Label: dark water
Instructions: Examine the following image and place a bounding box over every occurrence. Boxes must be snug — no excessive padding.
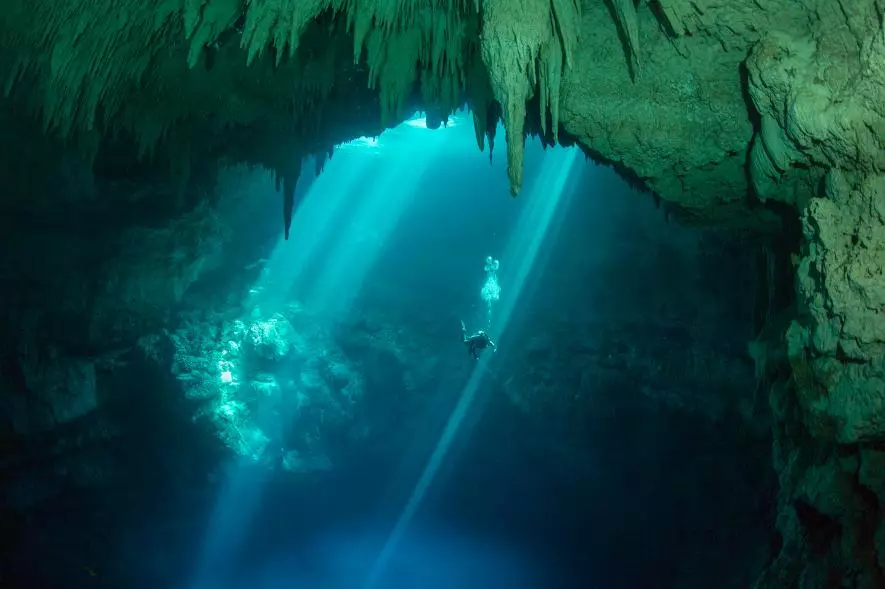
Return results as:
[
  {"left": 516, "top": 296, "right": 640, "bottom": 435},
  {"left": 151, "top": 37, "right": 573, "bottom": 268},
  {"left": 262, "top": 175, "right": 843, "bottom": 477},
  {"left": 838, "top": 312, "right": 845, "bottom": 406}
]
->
[{"left": 3, "top": 117, "right": 773, "bottom": 589}]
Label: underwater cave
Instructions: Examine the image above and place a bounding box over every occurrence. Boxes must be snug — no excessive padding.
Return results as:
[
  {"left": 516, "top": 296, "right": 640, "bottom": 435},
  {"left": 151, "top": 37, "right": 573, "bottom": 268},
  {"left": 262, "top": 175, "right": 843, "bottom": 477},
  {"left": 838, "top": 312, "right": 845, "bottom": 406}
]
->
[{"left": 1, "top": 1, "right": 885, "bottom": 588}]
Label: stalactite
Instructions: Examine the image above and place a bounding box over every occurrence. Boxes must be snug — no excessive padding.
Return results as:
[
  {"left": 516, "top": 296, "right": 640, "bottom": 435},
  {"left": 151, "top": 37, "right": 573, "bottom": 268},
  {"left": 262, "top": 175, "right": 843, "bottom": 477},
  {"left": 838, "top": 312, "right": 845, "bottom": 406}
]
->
[
  {"left": 278, "top": 158, "right": 302, "bottom": 240},
  {"left": 464, "top": 25, "right": 496, "bottom": 154},
  {"left": 538, "top": 38, "right": 563, "bottom": 141},
  {"left": 480, "top": 0, "right": 579, "bottom": 194},
  {"left": 610, "top": 0, "right": 640, "bottom": 78},
  {"left": 312, "top": 145, "right": 333, "bottom": 176},
  {"left": 185, "top": 0, "right": 242, "bottom": 69},
  {"left": 551, "top": 0, "right": 581, "bottom": 69},
  {"left": 472, "top": 108, "right": 487, "bottom": 152},
  {"left": 486, "top": 102, "right": 501, "bottom": 164},
  {"left": 651, "top": 0, "right": 691, "bottom": 36},
  {"left": 365, "top": 26, "right": 422, "bottom": 126},
  {"left": 0, "top": 0, "right": 651, "bottom": 241}
]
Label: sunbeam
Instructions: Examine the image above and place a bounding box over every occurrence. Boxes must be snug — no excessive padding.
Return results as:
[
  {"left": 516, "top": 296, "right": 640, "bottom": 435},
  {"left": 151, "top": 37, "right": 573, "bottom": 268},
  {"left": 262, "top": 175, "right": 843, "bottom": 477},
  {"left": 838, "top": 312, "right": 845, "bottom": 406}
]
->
[
  {"left": 299, "top": 123, "right": 454, "bottom": 317},
  {"left": 187, "top": 112, "right": 465, "bottom": 589},
  {"left": 363, "top": 145, "right": 581, "bottom": 589},
  {"left": 248, "top": 113, "right": 459, "bottom": 318}
]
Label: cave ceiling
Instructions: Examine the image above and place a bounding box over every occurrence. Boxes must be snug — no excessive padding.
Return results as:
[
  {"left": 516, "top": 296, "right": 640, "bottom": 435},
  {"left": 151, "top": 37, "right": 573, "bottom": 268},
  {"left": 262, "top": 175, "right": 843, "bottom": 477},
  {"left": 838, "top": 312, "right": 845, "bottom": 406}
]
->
[{"left": 0, "top": 0, "right": 882, "bottom": 233}]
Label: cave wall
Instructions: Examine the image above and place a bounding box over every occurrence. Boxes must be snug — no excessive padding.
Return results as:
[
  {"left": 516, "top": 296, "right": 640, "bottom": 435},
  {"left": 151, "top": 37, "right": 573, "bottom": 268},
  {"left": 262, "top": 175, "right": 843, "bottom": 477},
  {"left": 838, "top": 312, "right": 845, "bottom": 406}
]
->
[
  {"left": 0, "top": 106, "right": 218, "bottom": 443},
  {"left": 743, "top": 6, "right": 885, "bottom": 586},
  {"left": 0, "top": 161, "right": 308, "bottom": 586}
]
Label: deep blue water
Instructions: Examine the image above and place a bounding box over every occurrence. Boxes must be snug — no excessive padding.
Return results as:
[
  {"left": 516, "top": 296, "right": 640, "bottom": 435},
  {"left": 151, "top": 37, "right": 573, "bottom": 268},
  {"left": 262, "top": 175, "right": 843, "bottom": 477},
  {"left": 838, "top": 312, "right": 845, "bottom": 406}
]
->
[{"left": 3, "top": 118, "right": 772, "bottom": 589}]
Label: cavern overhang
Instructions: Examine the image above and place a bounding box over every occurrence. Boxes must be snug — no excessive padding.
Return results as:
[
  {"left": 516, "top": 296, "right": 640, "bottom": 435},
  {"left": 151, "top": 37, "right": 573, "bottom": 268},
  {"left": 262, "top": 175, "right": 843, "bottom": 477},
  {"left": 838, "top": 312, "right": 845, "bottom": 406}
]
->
[{"left": 0, "top": 0, "right": 784, "bottom": 233}]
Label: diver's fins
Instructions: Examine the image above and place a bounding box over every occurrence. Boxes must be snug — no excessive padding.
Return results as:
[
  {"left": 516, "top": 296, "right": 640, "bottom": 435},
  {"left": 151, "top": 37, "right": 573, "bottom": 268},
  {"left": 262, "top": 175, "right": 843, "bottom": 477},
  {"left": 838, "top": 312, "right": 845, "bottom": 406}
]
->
[{"left": 460, "top": 320, "right": 466, "bottom": 333}]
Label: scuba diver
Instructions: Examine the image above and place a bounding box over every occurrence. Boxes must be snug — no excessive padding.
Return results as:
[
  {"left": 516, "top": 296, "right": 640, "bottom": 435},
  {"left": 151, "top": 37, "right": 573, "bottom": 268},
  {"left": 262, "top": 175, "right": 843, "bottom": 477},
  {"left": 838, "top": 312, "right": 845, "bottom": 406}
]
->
[{"left": 461, "top": 320, "right": 497, "bottom": 360}]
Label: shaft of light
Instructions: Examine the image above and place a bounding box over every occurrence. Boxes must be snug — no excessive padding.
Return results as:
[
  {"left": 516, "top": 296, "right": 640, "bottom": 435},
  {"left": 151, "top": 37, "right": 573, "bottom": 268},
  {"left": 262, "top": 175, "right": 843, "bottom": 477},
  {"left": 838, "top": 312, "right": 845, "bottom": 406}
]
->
[{"left": 363, "top": 146, "right": 580, "bottom": 589}]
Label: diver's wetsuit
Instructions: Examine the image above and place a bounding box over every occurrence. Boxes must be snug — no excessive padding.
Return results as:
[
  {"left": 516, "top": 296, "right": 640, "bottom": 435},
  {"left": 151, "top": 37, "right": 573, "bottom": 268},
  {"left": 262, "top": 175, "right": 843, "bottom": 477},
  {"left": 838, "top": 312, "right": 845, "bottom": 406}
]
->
[{"left": 461, "top": 322, "right": 497, "bottom": 359}]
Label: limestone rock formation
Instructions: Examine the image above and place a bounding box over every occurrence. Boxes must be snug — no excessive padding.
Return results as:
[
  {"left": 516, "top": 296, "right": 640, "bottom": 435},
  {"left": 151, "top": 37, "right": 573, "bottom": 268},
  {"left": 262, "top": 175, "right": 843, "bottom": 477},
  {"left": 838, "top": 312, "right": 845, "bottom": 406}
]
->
[
  {"left": 739, "top": 5, "right": 885, "bottom": 586},
  {"left": 170, "top": 303, "right": 365, "bottom": 468}
]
